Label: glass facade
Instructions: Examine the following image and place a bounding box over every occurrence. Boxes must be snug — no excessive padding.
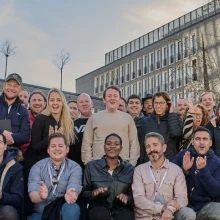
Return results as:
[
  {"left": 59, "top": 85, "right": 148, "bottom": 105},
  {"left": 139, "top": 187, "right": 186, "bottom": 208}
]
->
[
  {"left": 105, "top": 0, "right": 219, "bottom": 65},
  {"left": 144, "top": 56, "right": 148, "bottom": 74}
]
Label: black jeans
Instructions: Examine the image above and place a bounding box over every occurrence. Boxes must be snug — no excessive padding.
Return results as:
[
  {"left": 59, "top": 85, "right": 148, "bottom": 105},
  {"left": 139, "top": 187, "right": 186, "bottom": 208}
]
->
[
  {"left": 0, "top": 205, "right": 19, "bottom": 220},
  {"left": 88, "top": 206, "right": 134, "bottom": 220}
]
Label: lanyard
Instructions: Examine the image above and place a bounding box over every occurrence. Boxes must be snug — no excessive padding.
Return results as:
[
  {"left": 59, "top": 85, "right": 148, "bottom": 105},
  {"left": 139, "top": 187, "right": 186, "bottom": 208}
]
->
[
  {"left": 48, "top": 160, "right": 65, "bottom": 195},
  {"left": 148, "top": 161, "right": 169, "bottom": 192}
]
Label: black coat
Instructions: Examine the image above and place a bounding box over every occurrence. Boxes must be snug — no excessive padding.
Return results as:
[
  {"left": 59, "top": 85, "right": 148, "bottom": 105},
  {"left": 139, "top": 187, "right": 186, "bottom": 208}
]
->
[
  {"left": 206, "top": 122, "right": 220, "bottom": 157},
  {"left": 140, "top": 111, "right": 182, "bottom": 163},
  {"left": 24, "top": 114, "right": 60, "bottom": 167},
  {"left": 83, "top": 156, "right": 134, "bottom": 213}
]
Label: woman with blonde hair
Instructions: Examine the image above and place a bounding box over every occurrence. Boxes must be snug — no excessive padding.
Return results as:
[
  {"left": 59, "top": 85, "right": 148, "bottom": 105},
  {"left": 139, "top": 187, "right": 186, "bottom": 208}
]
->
[
  {"left": 28, "top": 88, "right": 74, "bottom": 166},
  {"left": 180, "top": 102, "right": 209, "bottom": 150}
]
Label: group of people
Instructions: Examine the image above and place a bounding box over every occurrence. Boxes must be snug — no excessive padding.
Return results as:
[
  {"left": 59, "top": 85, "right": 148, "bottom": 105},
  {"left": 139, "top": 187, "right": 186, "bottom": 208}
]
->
[{"left": 0, "top": 72, "right": 220, "bottom": 220}]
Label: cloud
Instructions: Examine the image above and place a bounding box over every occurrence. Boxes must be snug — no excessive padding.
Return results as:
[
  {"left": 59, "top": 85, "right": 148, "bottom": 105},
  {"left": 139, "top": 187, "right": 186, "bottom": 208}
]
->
[
  {"left": 124, "top": 0, "right": 206, "bottom": 31},
  {"left": 0, "top": 3, "right": 18, "bottom": 26}
]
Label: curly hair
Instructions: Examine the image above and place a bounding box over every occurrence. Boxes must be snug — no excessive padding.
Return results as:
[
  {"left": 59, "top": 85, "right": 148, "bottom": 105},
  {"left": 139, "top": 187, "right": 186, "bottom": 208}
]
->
[{"left": 195, "top": 104, "right": 210, "bottom": 126}]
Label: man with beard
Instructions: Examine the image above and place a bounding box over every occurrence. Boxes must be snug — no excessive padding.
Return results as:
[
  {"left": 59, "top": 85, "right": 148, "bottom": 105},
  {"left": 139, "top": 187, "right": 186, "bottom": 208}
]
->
[
  {"left": 142, "top": 93, "right": 153, "bottom": 117},
  {"left": 174, "top": 127, "right": 220, "bottom": 220},
  {"left": 21, "top": 90, "right": 47, "bottom": 153},
  {"left": 176, "top": 98, "right": 188, "bottom": 121},
  {"left": 0, "top": 73, "right": 30, "bottom": 149},
  {"left": 19, "top": 88, "right": 30, "bottom": 108},
  {"left": 69, "top": 93, "right": 93, "bottom": 168},
  {"left": 132, "top": 132, "right": 196, "bottom": 220},
  {"left": 200, "top": 92, "right": 216, "bottom": 120}
]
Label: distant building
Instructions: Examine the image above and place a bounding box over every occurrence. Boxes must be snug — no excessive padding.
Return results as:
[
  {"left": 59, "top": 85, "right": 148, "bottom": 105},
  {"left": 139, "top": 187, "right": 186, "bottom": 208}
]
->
[
  {"left": 76, "top": 0, "right": 220, "bottom": 105},
  {"left": 0, "top": 79, "right": 105, "bottom": 111}
]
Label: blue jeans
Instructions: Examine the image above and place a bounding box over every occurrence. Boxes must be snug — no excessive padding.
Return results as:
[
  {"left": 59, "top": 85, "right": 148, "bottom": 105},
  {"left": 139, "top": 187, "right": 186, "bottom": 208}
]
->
[{"left": 28, "top": 202, "right": 80, "bottom": 220}]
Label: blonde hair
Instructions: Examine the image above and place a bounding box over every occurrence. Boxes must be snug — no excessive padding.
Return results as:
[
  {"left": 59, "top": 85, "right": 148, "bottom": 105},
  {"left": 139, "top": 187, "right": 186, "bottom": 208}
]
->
[
  {"left": 200, "top": 92, "right": 216, "bottom": 102},
  {"left": 42, "top": 88, "right": 74, "bottom": 145}
]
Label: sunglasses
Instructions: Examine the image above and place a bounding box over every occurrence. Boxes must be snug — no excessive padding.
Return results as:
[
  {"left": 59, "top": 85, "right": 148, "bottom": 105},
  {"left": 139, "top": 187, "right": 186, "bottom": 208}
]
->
[{"left": 52, "top": 169, "right": 59, "bottom": 185}]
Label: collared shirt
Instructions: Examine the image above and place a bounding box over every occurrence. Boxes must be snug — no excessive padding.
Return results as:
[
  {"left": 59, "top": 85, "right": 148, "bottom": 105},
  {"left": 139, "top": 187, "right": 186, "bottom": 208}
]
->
[
  {"left": 132, "top": 158, "right": 188, "bottom": 220},
  {"left": 28, "top": 158, "right": 82, "bottom": 214}
]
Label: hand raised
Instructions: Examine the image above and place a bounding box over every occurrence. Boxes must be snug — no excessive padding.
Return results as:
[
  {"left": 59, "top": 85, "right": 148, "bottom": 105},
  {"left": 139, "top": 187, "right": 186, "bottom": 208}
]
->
[
  {"left": 210, "top": 117, "right": 217, "bottom": 128},
  {"left": 196, "top": 156, "right": 207, "bottom": 170},
  {"left": 116, "top": 193, "right": 128, "bottom": 204},
  {"left": 91, "top": 187, "right": 108, "bottom": 199},
  {"left": 39, "top": 181, "right": 48, "bottom": 200},
  {"left": 183, "top": 151, "right": 194, "bottom": 172},
  {"left": 49, "top": 125, "right": 55, "bottom": 136}
]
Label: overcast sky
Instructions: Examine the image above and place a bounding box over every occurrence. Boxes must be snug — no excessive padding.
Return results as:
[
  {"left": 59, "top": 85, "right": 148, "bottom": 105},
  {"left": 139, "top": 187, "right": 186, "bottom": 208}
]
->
[{"left": 0, "top": 0, "right": 206, "bottom": 92}]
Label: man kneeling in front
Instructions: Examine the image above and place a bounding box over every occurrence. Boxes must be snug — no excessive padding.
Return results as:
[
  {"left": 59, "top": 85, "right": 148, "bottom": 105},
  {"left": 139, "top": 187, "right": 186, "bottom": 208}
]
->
[
  {"left": 132, "top": 132, "right": 196, "bottom": 220},
  {"left": 28, "top": 133, "right": 82, "bottom": 220}
]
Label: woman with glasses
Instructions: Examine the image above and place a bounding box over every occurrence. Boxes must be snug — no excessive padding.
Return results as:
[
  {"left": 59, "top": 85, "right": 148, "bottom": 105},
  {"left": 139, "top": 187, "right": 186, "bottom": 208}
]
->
[
  {"left": 180, "top": 102, "right": 209, "bottom": 151},
  {"left": 206, "top": 103, "right": 220, "bottom": 157},
  {"left": 139, "top": 92, "right": 183, "bottom": 163},
  {"left": 27, "top": 88, "right": 74, "bottom": 167},
  {"left": 83, "top": 133, "right": 135, "bottom": 220}
]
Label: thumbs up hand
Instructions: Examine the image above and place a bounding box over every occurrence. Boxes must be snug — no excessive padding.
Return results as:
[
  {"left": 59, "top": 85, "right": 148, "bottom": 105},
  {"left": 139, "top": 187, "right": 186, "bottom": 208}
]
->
[{"left": 38, "top": 181, "right": 48, "bottom": 200}]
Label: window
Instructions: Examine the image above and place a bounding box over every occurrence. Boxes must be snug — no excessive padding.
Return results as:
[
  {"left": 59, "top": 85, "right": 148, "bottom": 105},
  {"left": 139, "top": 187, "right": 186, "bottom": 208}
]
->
[
  {"left": 110, "top": 51, "right": 113, "bottom": 63},
  {"left": 127, "top": 43, "right": 130, "bottom": 54},
  {"left": 170, "top": 68, "right": 176, "bottom": 90},
  {"left": 164, "top": 24, "right": 168, "bottom": 37},
  {"left": 164, "top": 72, "right": 169, "bottom": 91},
  {"left": 121, "top": 88, "right": 124, "bottom": 98},
  {"left": 145, "top": 79, "right": 149, "bottom": 94},
  {"left": 154, "top": 29, "right": 158, "bottom": 42},
  {"left": 126, "top": 63, "right": 130, "bottom": 81},
  {"left": 149, "top": 32, "right": 154, "bottom": 44},
  {"left": 174, "top": 19, "right": 179, "bottom": 31},
  {"left": 100, "top": 75, "right": 104, "bottom": 92},
  {"left": 135, "top": 39, "right": 139, "bottom": 51},
  {"left": 192, "top": 35, "right": 197, "bottom": 54},
  {"left": 144, "top": 34, "right": 148, "bottom": 46},
  {"left": 133, "top": 61, "right": 137, "bottom": 79},
  {"left": 185, "top": 64, "right": 190, "bottom": 84},
  {"left": 157, "top": 74, "right": 162, "bottom": 92},
  {"left": 114, "top": 49, "right": 117, "bottom": 61},
  {"left": 105, "top": 54, "right": 109, "bottom": 65},
  {"left": 127, "top": 86, "right": 130, "bottom": 97},
  {"left": 178, "top": 67, "right": 183, "bottom": 87},
  {"left": 177, "top": 41, "right": 182, "bottom": 60},
  {"left": 163, "top": 47, "right": 168, "bottom": 66},
  {"left": 157, "top": 50, "right": 161, "bottom": 69},
  {"left": 122, "top": 45, "right": 126, "bottom": 57},
  {"left": 131, "top": 41, "right": 135, "bottom": 53},
  {"left": 169, "top": 21, "right": 174, "bottom": 34},
  {"left": 121, "top": 66, "right": 125, "bottom": 84},
  {"left": 144, "top": 56, "right": 149, "bottom": 74},
  {"left": 95, "top": 77, "right": 99, "bottom": 93},
  {"left": 116, "top": 69, "right": 119, "bottom": 85},
  {"left": 106, "top": 73, "right": 109, "bottom": 88},
  {"left": 138, "top": 81, "right": 142, "bottom": 97},
  {"left": 118, "top": 48, "right": 121, "bottom": 59},
  {"left": 184, "top": 38, "right": 189, "bottom": 58},
  {"left": 151, "top": 53, "right": 155, "bottom": 71},
  {"left": 140, "top": 36, "right": 144, "bottom": 49},
  {"left": 170, "top": 44, "right": 175, "bottom": 64},
  {"left": 185, "top": 13, "right": 191, "bottom": 27},
  {"left": 151, "top": 77, "right": 155, "bottom": 94},
  {"left": 186, "top": 91, "right": 191, "bottom": 99},
  {"left": 138, "top": 58, "right": 143, "bottom": 76},
  {"left": 133, "top": 83, "right": 137, "bottom": 94},
  {"left": 192, "top": 60, "right": 197, "bottom": 81},
  {"left": 159, "top": 27, "right": 164, "bottom": 40}
]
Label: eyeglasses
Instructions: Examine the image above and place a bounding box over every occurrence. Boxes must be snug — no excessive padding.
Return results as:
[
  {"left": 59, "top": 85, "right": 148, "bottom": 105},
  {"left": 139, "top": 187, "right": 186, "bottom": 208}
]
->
[
  {"left": 153, "top": 101, "right": 166, "bottom": 106},
  {"left": 52, "top": 169, "right": 59, "bottom": 185}
]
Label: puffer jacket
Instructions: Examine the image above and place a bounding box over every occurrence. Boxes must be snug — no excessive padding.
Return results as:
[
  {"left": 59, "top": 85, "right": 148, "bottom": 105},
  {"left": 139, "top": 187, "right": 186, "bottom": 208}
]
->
[
  {"left": 0, "top": 93, "right": 30, "bottom": 148},
  {"left": 140, "top": 111, "right": 182, "bottom": 163},
  {"left": 173, "top": 148, "right": 220, "bottom": 212},
  {"left": 83, "top": 156, "right": 134, "bottom": 213}
]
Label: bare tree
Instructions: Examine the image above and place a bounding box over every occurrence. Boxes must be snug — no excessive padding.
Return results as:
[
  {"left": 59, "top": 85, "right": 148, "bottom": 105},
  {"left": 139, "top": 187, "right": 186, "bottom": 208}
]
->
[
  {"left": 53, "top": 50, "right": 70, "bottom": 90},
  {"left": 0, "top": 41, "right": 16, "bottom": 79}
]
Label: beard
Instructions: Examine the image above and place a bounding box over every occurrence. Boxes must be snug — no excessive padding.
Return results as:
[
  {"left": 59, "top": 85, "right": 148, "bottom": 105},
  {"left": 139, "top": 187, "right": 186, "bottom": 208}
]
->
[
  {"left": 4, "top": 93, "right": 17, "bottom": 101},
  {"left": 148, "top": 150, "right": 163, "bottom": 162}
]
